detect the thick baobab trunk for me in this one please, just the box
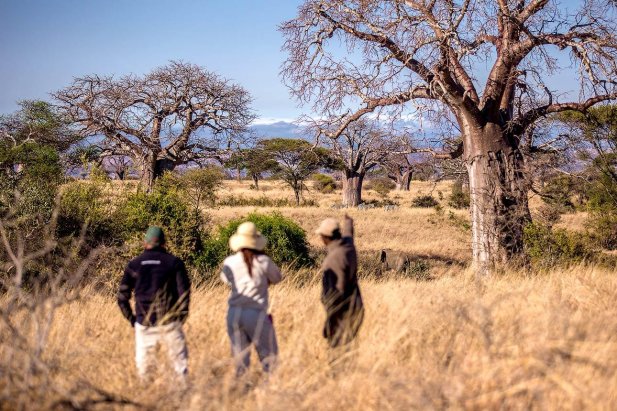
[398,169,412,191]
[342,170,364,207]
[139,155,175,191]
[465,125,531,276]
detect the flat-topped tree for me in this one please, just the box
[259,138,336,205]
[54,61,254,191]
[282,0,617,275]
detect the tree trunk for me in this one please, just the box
[465,125,531,276]
[139,155,175,191]
[342,169,364,207]
[252,174,259,189]
[293,187,301,206]
[400,169,412,191]
[389,168,412,191]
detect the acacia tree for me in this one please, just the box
[0,100,80,152]
[282,0,617,274]
[224,147,277,189]
[260,138,334,205]
[54,61,255,191]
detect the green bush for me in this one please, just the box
[116,190,207,262]
[587,211,617,250]
[523,223,593,267]
[197,212,313,271]
[366,177,395,198]
[540,175,579,211]
[412,195,440,208]
[448,180,470,209]
[57,181,116,244]
[0,142,62,225]
[313,173,337,194]
[57,176,209,263]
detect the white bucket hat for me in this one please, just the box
[229,221,267,252]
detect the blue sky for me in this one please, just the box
[0,0,590,127]
[0,0,304,121]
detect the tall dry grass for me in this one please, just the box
[1,180,611,410]
[3,266,617,410]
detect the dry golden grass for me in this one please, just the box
[3,180,613,410]
[7,266,617,410]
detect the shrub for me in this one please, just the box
[540,175,579,211]
[448,180,470,209]
[178,167,224,209]
[367,177,395,198]
[57,180,116,244]
[217,194,318,207]
[115,190,207,262]
[197,212,313,271]
[313,173,337,194]
[0,142,62,225]
[523,223,593,267]
[587,211,617,250]
[535,204,562,228]
[412,195,439,208]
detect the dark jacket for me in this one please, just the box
[320,217,364,346]
[117,247,191,327]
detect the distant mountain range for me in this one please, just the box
[249,120,307,138]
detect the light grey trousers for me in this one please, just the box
[134,321,188,380]
[226,306,278,375]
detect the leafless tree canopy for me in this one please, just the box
[282,0,617,271]
[282,0,617,138]
[54,61,255,188]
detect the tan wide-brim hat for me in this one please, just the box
[229,221,267,252]
[315,217,340,237]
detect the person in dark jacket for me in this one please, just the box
[117,226,191,381]
[315,214,364,349]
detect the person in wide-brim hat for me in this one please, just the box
[229,221,267,252]
[221,221,282,376]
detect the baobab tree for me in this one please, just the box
[382,153,415,191]
[315,119,396,206]
[54,61,254,190]
[282,0,617,274]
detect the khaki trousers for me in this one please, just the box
[135,321,188,380]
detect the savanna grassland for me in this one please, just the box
[3,181,617,410]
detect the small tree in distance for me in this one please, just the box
[314,119,396,207]
[260,138,335,205]
[224,147,278,189]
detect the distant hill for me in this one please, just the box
[250,120,310,139]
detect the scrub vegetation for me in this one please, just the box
[2,179,617,410]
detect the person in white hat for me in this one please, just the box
[220,221,282,376]
[315,214,364,349]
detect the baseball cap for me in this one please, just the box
[144,226,165,246]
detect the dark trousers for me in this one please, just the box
[323,291,364,348]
